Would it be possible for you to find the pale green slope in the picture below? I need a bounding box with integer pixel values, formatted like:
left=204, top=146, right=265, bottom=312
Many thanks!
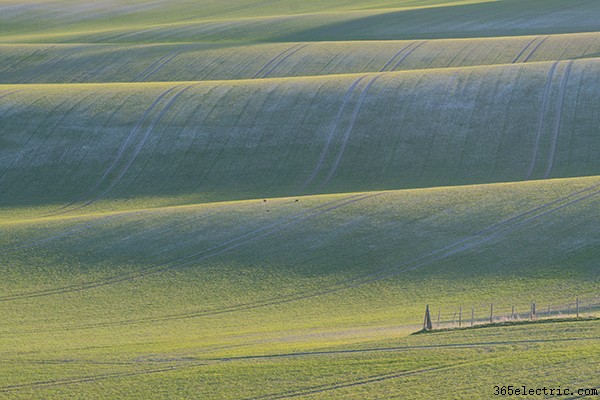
left=1, top=177, right=599, bottom=398
left=2, top=0, right=600, bottom=44
left=2, top=32, right=600, bottom=83
left=2, top=60, right=600, bottom=212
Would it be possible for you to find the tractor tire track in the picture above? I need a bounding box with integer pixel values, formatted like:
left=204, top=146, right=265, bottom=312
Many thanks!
left=544, top=60, right=574, bottom=179
left=252, top=43, right=304, bottom=79
left=246, top=365, right=456, bottom=400
left=87, top=83, right=201, bottom=205
left=56, top=85, right=183, bottom=213
left=318, top=75, right=381, bottom=189
left=300, top=75, right=367, bottom=191
left=512, top=36, right=539, bottom=63
left=379, top=42, right=417, bottom=72
left=521, top=35, right=549, bottom=63
left=525, top=61, right=559, bottom=180
left=0, top=194, right=375, bottom=302
left=134, top=46, right=192, bottom=82
left=0, top=363, right=206, bottom=393
left=390, top=41, right=426, bottom=71
left=133, top=50, right=181, bottom=82
left=261, top=44, right=308, bottom=78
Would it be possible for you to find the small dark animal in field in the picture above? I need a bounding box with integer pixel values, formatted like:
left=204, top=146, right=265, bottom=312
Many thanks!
left=263, top=199, right=267, bottom=202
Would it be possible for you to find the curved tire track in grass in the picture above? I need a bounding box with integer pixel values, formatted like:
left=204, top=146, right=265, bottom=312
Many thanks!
left=245, top=365, right=459, bottom=400
left=0, top=363, right=205, bottom=393
left=300, top=75, right=366, bottom=191
left=390, top=41, right=426, bottom=71
left=544, top=60, right=574, bottom=179
left=511, top=36, right=539, bottom=63
left=56, top=85, right=192, bottom=213
left=318, top=74, right=381, bottom=189
left=379, top=41, right=417, bottom=72
left=251, top=43, right=304, bottom=79
left=525, top=61, right=559, bottom=180
left=521, top=36, right=549, bottom=63
left=261, top=43, right=308, bottom=78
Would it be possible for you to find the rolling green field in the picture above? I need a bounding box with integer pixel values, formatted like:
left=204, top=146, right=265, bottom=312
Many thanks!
left=1, top=0, right=599, bottom=399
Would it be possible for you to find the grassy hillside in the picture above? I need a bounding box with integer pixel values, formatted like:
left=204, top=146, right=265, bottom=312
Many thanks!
left=1, top=178, right=599, bottom=398
left=2, top=60, right=600, bottom=212
left=3, top=32, right=600, bottom=83
left=1, top=0, right=599, bottom=398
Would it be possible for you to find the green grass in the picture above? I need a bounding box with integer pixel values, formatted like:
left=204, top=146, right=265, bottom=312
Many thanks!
left=2, top=60, right=600, bottom=212
left=3, top=32, right=600, bottom=83
left=1, top=0, right=599, bottom=398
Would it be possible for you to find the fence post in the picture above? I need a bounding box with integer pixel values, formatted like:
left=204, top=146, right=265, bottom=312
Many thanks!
left=437, top=310, right=440, bottom=328
left=548, top=305, right=551, bottom=317
left=490, top=303, right=494, bottom=324
left=471, top=307, right=475, bottom=327
left=511, top=306, right=515, bottom=320
left=576, top=297, right=579, bottom=318
left=532, top=302, right=536, bottom=320
left=459, top=307, right=462, bottom=328
left=423, top=304, right=433, bottom=331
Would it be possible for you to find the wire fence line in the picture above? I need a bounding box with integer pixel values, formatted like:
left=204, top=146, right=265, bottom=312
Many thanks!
left=423, top=296, right=600, bottom=331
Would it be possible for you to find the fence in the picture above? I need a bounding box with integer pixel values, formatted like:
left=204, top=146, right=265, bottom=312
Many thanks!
left=423, top=296, right=600, bottom=331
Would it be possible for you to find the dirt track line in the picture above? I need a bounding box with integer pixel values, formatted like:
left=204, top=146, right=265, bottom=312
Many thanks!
left=525, top=61, right=559, bottom=180
left=521, top=35, right=549, bottom=63
left=379, top=42, right=416, bottom=72
left=0, top=194, right=371, bottom=303
left=301, top=75, right=366, bottom=191
left=319, top=75, right=381, bottom=189
left=544, top=60, right=573, bottom=179
left=390, top=41, right=426, bottom=70
left=245, top=365, right=454, bottom=400
left=261, top=43, right=308, bottom=78
left=252, top=44, right=303, bottom=79
left=512, top=36, right=539, bottom=63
